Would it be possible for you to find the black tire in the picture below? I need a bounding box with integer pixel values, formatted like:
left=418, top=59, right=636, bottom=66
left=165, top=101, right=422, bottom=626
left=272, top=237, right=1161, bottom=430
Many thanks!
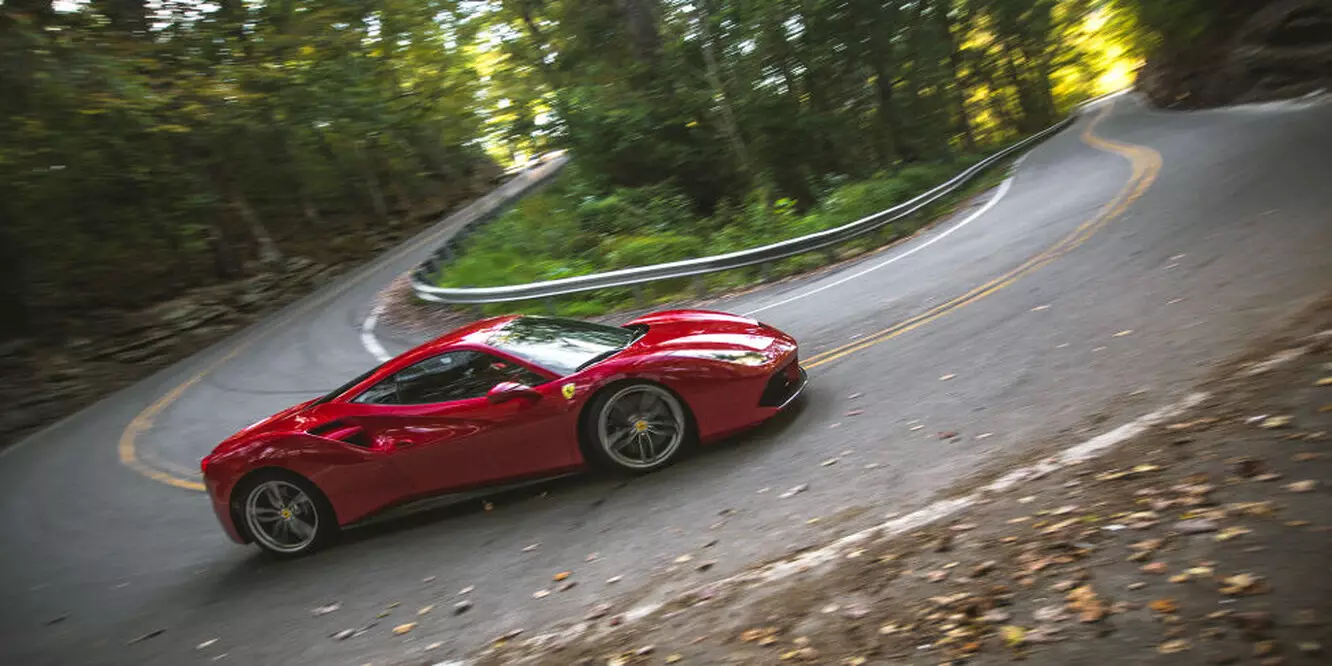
left=233, top=469, right=338, bottom=558
left=581, top=381, right=696, bottom=474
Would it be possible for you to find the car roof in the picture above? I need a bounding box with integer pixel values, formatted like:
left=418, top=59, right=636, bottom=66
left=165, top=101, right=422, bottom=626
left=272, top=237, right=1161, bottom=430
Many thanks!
left=399, top=315, right=519, bottom=364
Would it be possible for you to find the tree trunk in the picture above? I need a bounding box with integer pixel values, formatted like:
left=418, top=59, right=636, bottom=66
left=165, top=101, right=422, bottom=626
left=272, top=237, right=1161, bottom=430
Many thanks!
left=229, top=185, right=283, bottom=267
left=936, top=0, right=977, bottom=152
left=615, top=0, right=661, bottom=63
left=353, top=141, right=390, bottom=224
left=696, top=0, right=753, bottom=180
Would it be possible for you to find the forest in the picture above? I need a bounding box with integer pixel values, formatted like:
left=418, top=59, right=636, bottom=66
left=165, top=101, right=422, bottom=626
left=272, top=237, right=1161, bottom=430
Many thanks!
left=1, top=0, right=1235, bottom=337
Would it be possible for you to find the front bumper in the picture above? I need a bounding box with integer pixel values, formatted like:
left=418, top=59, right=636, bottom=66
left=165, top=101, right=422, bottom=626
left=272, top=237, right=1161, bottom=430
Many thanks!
left=759, top=358, right=808, bottom=409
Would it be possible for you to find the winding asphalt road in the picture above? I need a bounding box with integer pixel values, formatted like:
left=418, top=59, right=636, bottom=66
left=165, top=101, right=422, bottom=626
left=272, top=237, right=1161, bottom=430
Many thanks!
left=3, top=94, right=1331, bottom=666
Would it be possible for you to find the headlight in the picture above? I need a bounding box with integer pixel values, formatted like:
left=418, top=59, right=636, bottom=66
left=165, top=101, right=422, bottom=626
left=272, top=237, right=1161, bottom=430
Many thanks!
left=674, top=350, right=769, bottom=366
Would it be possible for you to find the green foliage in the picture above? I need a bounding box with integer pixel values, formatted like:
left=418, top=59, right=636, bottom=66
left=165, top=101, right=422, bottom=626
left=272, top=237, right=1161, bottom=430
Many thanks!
left=437, top=151, right=998, bottom=312
left=0, top=0, right=494, bottom=335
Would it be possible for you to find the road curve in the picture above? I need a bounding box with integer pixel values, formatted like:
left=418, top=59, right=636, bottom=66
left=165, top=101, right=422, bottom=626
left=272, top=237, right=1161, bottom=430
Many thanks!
left=2, top=95, right=1331, bottom=666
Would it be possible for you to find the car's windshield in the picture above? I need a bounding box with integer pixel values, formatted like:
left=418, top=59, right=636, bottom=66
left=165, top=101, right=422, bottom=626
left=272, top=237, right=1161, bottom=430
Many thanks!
left=311, top=361, right=389, bottom=405
left=488, top=316, right=640, bottom=376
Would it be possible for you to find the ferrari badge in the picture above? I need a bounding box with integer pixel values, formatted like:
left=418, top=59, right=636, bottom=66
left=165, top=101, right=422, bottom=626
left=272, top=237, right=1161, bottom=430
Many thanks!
left=561, top=383, right=576, bottom=400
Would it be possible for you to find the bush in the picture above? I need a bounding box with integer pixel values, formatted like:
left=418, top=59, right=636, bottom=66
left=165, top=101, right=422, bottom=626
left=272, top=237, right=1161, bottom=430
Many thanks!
left=437, top=153, right=995, bottom=308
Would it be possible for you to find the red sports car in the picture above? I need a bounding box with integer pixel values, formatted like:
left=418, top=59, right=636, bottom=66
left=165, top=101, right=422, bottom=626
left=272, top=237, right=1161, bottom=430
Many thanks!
left=202, top=310, right=805, bottom=556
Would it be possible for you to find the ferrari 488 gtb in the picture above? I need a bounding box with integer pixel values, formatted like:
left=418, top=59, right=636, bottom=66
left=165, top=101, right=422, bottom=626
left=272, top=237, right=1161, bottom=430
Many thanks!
left=202, top=310, right=805, bottom=556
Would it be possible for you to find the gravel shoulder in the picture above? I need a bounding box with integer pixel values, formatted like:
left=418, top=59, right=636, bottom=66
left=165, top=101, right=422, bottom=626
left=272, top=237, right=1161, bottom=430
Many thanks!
left=465, top=295, right=1332, bottom=666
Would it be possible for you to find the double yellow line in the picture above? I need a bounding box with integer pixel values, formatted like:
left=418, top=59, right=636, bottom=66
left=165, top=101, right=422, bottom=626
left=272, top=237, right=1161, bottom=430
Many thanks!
left=804, top=102, right=1161, bottom=370
left=121, top=102, right=1158, bottom=492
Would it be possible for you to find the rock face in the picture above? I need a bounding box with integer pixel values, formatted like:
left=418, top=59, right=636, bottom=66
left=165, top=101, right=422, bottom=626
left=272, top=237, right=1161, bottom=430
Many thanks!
left=1138, top=0, right=1332, bottom=108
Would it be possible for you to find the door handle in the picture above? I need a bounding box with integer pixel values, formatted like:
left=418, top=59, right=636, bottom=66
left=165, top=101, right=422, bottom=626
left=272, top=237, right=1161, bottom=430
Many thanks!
left=391, top=440, right=415, bottom=449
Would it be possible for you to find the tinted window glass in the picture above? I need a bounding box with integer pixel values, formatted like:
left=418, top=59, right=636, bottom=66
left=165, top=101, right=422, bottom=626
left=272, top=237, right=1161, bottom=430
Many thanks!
left=354, top=351, right=545, bottom=405
left=488, top=316, right=638, bottom=376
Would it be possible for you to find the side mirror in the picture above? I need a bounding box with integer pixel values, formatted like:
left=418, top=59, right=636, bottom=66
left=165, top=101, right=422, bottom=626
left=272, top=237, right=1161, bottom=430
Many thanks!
left=487, top=381, right=540, bottom=404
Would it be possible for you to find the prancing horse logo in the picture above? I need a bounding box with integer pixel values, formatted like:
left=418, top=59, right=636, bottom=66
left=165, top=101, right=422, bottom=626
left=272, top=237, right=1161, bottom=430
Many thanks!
left=561, top=383, right=576, bottom=400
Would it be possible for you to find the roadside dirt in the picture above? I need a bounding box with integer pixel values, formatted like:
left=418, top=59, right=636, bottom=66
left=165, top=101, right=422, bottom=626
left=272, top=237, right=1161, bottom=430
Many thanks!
left=462, top=298, right=1332, bottom=666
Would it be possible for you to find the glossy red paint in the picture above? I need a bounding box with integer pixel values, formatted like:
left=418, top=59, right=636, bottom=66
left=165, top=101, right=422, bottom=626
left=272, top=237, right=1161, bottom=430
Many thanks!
left=202, top=310, right=802, bottom=544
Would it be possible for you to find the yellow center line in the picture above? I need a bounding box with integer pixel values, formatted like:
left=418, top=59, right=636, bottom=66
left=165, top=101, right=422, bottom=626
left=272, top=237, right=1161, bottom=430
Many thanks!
left=804, top=102, right=1161, bottom=370
left=119, top=163, right=566, bottom=492
left=121, top=105, right=1158, bottom=492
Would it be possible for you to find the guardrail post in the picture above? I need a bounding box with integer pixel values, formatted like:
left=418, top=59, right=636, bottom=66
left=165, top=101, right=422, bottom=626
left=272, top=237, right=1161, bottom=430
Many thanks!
left=544, top=297, right=556, bottom=315
left=759, top=262, right=772, bottom=283
left=632, top=284, right=644, bottom=309
left=692, top=275, right=706, bottom=300
left=823, top=247, right=837, bottom=264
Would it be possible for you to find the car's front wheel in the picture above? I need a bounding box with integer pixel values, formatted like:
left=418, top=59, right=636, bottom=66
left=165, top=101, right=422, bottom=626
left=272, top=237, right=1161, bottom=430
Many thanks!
left=585, top=382, right=694, bottom=473
left=239, top=471, right=336, bottom=558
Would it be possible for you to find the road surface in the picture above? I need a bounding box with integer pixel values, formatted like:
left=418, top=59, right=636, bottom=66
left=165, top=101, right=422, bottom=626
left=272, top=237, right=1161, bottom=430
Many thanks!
left=2, top=94, right=1330, bottom=666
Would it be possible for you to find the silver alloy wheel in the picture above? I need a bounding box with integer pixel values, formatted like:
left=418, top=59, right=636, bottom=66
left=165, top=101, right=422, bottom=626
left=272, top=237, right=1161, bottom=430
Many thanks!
left=596, top=384, right=687, bottom=470
left=244, top=479, right=319, bottom=554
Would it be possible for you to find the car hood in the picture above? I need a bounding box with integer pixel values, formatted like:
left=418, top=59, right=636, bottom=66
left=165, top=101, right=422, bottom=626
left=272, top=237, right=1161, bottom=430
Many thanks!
left=622, top=309, right=795, bottom=358
left=212, top=398, right=321, bottom=454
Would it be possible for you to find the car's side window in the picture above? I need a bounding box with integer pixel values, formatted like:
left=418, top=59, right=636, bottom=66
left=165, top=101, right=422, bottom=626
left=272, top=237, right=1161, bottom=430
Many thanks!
left=354, top=351, right=546, bottom=406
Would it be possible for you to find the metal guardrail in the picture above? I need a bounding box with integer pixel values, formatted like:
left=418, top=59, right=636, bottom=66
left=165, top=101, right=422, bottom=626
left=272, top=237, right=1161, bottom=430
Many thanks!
left=412, top=97, right=1113, bottom=305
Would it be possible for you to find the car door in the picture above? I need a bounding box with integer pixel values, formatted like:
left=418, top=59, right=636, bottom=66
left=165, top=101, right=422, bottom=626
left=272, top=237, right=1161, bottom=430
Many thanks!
left=350, top=350, right=579, bottom=496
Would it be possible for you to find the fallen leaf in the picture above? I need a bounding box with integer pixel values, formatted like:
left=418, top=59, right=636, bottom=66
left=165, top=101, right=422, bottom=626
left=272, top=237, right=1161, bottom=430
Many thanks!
left=779, top=484, right=809, bottom=499
left=1000, top=625, right=1026, bottom=648
left=1158, top=639, right=1191, bottom=654
left=606, top=575, right=623, bottom=584
left=845, top=409, right=864, bottom=417
left=426, top=642, right=442, bottom=651
left=493, top=628, right=524, bottom=644
left=417, top=605, right=434, bottom=616
left=820, top=458, right=839, bottom=467
left=1299, top=641, right=1323, bottom=653
left=559, top=581, right=577, bottom=591
left=847, top=392, right=863, bottom=399
left=1220, top=573, right=1261, bottom=595
left=483, top=501, right=494, bottom=511
left=311, top=603, right=341, bottom=616
left=1141, top=562, right=1169, bottom=574
left=937, top=431, right=960, bottom=440
left=457, top=586, right=474, bottom=596
left=1315, top=377, right=1332, bottom=386
left=392, top=623, right=416, bottom=636
left=532, top=589, right=550, bottom=599
left=196, top=639, right=218, bottom=650
left=674, top=554, right=693, bottom=564
left=1127, top=582, right=1147, bottom=590
left=976, top=432, right=993, bottom=439
left=926, top=570, right=949, bottom=583
left=909, top=424, right=924, bottom=431
left=553, top=571, right=572, bottom=582
left=1259, top=416, right=1293, bottom=429
left=939, top=374, right=956, bottom=381
left=1149, top=599, right=1179, bottom=614
left=695, top=560, right=716, bottom=572
left=1113, top=330, right=1134, bottom=337
left=1175, top=518, right=1219, bottom=534
left=1215, top=526, right=1252, bottom=541
left=585, top=603, right=612, bottom=620
left=1285, top=480, right=1317, bottom=493
left=665, top=655, right=683, bottom=664
left=1031, top=304, right=1051, bottom=311
left=453, top=600, right=472, bottom=615
left=522, top=543, right=540, bottom=552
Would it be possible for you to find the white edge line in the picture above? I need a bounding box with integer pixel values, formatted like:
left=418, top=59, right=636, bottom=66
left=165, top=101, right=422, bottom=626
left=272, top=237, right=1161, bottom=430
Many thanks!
left=742, top=170, right=1017, bottom=317
left=497, top=390, right=1213, bottom=662
left=361, top=301, right=392, bottom=362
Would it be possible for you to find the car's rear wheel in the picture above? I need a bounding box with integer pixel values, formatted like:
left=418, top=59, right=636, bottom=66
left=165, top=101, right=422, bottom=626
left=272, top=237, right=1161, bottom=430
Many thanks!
left=585, top=382, right=693, bottom=473
left=239, top=471, right=336, bottom=558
